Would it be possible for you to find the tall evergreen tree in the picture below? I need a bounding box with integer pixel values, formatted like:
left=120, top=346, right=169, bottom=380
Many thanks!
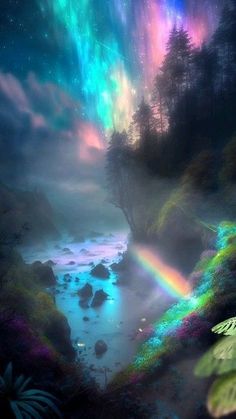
left=152, top=71, right=168, bottom=135
left=213, top=1, right=236, bottom=91
left=132, top=97, right=154, bottom=140
left=158, top=26, right=194, bottom=118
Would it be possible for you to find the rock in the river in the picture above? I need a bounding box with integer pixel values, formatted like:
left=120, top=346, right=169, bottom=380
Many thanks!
left=62, top=247, right=73, bottom=255
left=110, top=262, right=120, bottom=272
left=91, top=289, right=108, bottom=307
left=91, top=263, right=110, bottom=279
left=78, top=283, right=93, bottom=299
left=110, top=257, right=128, bottom=272
left=45, top=314, right=76, bottom=361
left=63, top=273, right=72, bottom=282
left=95, top=340, right=108, bottom=356
left=83, top=316, right=90, bottom=322
left=75, top=277, right=80, bottom=282
left=80, top=248, right=90, bottom=255
left=31, top=261, right=56, bottom=286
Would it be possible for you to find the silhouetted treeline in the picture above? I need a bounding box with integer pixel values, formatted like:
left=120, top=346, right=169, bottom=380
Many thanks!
left=107, top=0, right=236, bottom=238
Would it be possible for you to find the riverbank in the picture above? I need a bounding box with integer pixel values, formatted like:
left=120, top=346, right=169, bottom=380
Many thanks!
left=22, top=232, right=174, bottom=387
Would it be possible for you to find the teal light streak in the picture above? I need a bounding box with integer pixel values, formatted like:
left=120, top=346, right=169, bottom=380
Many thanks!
left=40, top=0, right=132, bottom=130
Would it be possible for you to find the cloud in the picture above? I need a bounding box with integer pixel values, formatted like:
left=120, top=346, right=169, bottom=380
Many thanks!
left=0, top=71, right=125, bottom=233
left=0, top=71, right=104, bottom=177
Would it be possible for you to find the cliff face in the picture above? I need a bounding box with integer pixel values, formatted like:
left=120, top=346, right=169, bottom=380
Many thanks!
left=0, top=247, right=75, bottom=384
left=0, top=182, right=59, bottom=245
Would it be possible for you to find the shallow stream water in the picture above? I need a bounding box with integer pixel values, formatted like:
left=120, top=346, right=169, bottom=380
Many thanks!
left=22, top=232, right=168, bottom=388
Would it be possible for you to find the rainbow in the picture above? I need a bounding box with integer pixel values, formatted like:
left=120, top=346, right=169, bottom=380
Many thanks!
left=114, top=225, right=231, bottom=384
left=132, top=245, right=191, bottom=298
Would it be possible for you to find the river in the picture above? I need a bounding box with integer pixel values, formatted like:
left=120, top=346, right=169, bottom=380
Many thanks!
left=22, top=232, right=169, bottom=388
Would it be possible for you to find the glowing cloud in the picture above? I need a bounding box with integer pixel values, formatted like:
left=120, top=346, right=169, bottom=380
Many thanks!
left=78, top=122, right=103, bottom=162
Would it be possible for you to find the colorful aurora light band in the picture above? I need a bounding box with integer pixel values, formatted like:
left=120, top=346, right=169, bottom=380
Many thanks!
left=39, top=0, right=220, bottom=134
left=132, top=246, right=191, bottom=298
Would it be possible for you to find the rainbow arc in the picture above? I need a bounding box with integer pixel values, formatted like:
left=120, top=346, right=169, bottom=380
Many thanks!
left=132, top=245, right=191, bottom=298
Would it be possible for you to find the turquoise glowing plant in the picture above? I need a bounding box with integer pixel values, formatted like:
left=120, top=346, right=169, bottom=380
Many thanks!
left=195, top=317, right=236, bottom=418
left=113, top=222, right=236, bottom=388
left=0, top=363, right=62, bottom=419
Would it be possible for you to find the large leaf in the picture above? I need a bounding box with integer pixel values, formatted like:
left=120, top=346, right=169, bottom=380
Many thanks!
left=21, top=396, right=62, bottom=418
left=14, top=375, right=25, bottom=392
left=212, top=317, right=236, bottom=336
left=17, top=377, right=31, bottom=394
left=18, top=402, right=42, bottom=419
left=0, top=375, right=6, bottom=391
left=3, top=363, right=13, bottom=389
left=195, top=337, right=236, bottom=377
left=23, top=401, right=47, bottom=414
left=10, top=400, right=24, bottom=419
left=207, top=373, right=236, bottom=417
left=21, top=389, right=57, bottom=399
left=213, top=336, right=236, bottom=360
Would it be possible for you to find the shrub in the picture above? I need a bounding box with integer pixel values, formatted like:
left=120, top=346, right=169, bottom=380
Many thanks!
left=0, top=362, right=61, bottom=418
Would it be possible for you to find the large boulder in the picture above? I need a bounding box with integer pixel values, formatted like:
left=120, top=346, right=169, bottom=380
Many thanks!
left=110, top=262, right=124, bottom=272
left=45, top=314, right=76, bottom=361
left=63, top=273, right=72, bottom=282
left=31, top=261, right=56, bottom=286
left=78, top=283, right=93, bottom=299
left=90, top=263, right=110, bottom=279
left=95, top=340, right=108, bottom=356
left=91, top=289, right=108, bottom=307
left=80, top=248, right=90, bottom=255
left=62, top=248, right=73, bottom=255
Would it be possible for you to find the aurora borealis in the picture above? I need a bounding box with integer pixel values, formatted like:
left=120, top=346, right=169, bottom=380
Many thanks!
left=37, top=0, right=221, bottom=135
left=0, top=0, right=225, bottom=231
left=2, top=3, right=236, bottom=412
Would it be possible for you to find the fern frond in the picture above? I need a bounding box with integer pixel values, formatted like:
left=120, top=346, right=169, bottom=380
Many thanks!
left=207, top=372, right=236, bottom=417
left=195, top=337, right=236, bottom=377
left=213, top=336, right=236, bottom=360
left=18, top=402, right=43, bottom=419
left=212, top=317, right=236, bottom=336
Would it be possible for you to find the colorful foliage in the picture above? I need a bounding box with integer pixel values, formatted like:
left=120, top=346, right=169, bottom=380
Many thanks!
left=114, top=222, right=236, bottom=387
left=0, top=363, right=61, bottom=418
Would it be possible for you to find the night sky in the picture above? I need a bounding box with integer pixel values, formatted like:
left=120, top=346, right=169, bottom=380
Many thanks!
left=0, top=0, right=224, bottom=233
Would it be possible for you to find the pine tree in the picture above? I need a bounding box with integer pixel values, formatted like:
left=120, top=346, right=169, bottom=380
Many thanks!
left=152, top=71, right=168, bottom=134
left=155, top=26, right=194, bottom=121
left=132, top=97, right=153, bottom=141
left=213, top=2, right=236, bottom=90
